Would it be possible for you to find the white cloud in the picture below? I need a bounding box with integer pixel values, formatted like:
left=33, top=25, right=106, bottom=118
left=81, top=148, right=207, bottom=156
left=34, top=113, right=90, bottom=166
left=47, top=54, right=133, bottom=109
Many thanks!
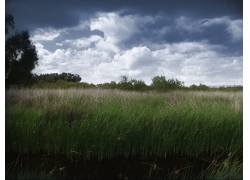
left=175, top=16, right=200, bottom=32
left=175, top=16, right=243, bottom=42
left=64, top=35, right=102, bottom=49
left=90, top=12, right=153, bottom=42
left=32, top=28, right=61, bottom=41
left=226, top=19, right=243, bottom=42
left=88, top=12, right=154, bottom=53
left=56, top=43, right=63, bottom=46
left=201, top=17, right=243, bottom=42
left=41, top=12, right=155, bottom=53
left=33, top=40, right=242, bottom=86
left=32, top=13, right=242, bottom=86
left=35, top=43, right=51, bottom=56
left=94, top=46, right=157, bottom=74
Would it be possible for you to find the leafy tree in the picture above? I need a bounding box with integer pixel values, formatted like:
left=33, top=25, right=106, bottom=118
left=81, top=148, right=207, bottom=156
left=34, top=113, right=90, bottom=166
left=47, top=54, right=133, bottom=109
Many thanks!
left=33, top=73, right=82, bottom=84
left=151, top=76, right=184, bottom=91
left=118, top=75, right=133, bottom=90
left=109, top=81, right=117, bottom=89
left=119, top=75, right=129, bottom=84
left=130, top=79, right=148, bottom=91
left=5, top=14, right=15, bottom=35
left=34, top=72, right=82, bottom=84
left=197, top=84, right=210, bottom=91
left=189, top=84, right=198, bottom=90
left=165, top=78, right=184, bottom=90
left=218, top=85, right=243, bottom=92
left=6, top=30, right=39, bottom=88
left=151, top=76, right=167, bottom=91
left=117, top=75, right=149, bottom=91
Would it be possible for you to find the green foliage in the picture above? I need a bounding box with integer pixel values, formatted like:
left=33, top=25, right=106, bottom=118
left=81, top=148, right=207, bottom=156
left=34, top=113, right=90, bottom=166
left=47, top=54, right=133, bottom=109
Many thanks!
left=189, top=84, right=198, bottom=90
left=130, top=79, right=148, bottom=91
left=109, top=81, right=117, bottom=89
left=151, top=76, right=167, bottom=91
left=197, top=83, right=210, bottom=91
left=116, top=75, right=150, bottom=91
left=117, top=75, right=133, bottom=90
left=151, top=76, right=184, bottom=91
left=5, top=15, right=39, bottom=89
left=218, top=85, right=243, bottom=92
left=96, top=75, right=149, bottom=91
left=189, top=83, right=210, bottom=91
left=33, top=72, right=82, bottom=83
left=28, top=74, right=243, bottom=92
left=200, top=154, right=243, bottom=180
left=6, top=89, right=242, bottom=159
left=6, top=89, right=243, bottom=179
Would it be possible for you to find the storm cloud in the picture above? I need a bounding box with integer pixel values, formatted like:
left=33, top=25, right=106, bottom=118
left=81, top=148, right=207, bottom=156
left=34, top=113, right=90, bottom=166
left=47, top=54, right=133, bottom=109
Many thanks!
left=5, top=0, right=243, bottom=86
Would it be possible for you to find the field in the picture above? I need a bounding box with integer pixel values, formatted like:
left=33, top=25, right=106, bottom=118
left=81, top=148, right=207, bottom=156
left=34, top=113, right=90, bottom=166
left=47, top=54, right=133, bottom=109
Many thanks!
left=5, top=89, right=243, bottom=179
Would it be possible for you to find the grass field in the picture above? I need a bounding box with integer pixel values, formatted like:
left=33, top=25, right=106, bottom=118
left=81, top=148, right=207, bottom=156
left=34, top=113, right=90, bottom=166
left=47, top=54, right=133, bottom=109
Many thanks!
left=5, top=89, right=243, bottom=179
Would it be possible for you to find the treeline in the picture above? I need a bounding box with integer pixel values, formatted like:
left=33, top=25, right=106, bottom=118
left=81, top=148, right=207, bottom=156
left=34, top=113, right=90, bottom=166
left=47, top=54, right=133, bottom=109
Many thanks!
left=33, top=72, right=81, bottom=83
left=27, top=74, right=243, bottom=92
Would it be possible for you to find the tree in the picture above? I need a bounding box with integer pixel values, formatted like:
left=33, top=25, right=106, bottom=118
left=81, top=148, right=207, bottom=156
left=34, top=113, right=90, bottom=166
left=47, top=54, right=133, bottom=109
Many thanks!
left=58, top=72, right=81, bottom=82
left=151, top=76, right=167, bottom=91
left=165, top=78, right=184, bottom=90
left=189, top=84, right=198, bottom=90
left=5, top=16, right=39, bottom=88
left=118, top=75, right=133, bottom=90
left=109, top=81, right=117, bottom=89
left=33, top=73, right=82, bottom=84
left=197, top=84, right=210, bottom=91
left=5, top=14, right=15, bottom=35
left=151, top=76, right=184, bottom=91
left=119, top=75, right=129, bottom=84
left=130, top=79, right=148, bottom=91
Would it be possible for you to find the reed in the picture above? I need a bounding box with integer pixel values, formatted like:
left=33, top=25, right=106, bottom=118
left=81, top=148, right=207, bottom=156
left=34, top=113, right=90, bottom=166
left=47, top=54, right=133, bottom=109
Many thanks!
left=6, top=89, right=243, bottom=160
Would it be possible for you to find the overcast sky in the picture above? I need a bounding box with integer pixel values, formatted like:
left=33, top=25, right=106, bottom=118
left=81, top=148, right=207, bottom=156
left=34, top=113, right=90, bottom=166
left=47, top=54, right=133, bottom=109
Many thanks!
left=5, top=0, right=243, bottom=86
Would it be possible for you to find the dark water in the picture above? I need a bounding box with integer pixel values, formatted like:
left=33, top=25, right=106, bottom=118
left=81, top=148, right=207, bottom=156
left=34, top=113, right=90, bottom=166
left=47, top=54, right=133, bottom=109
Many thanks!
left=6, top=152, right=212, bottom=179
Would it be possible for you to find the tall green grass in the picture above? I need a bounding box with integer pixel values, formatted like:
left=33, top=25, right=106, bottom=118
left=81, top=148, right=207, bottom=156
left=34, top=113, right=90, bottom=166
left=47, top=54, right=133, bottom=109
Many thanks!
left=6, top=154, right=63, bottom=180
left=6, top=89, right=242, bottom=160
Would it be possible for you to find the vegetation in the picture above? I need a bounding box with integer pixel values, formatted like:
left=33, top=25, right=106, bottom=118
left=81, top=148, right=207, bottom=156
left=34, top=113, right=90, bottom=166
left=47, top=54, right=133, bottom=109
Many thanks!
left=151, top=76, right=184, bottom=91
left=5, top=13, right=243, bottom=179
left=5, top=14, right=15, bottom=35
left=33, top=72, right=82, bottom=83
left=6, top=89, right=243, bottom=179
left=5, top=14, right=39, bottom=89
left=7, top=73, right=243, bottom=92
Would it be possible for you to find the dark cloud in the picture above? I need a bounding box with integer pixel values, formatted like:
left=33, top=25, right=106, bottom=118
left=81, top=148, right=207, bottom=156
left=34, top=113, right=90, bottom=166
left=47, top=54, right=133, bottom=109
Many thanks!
left=200, top=19, right=210, bottom=24
left=63, top=29, right=104, bottom=40
left=5, top=0, right=243, bottom=86
left=119, top=16, right=242, bottom=57
left=6, top=0, right=242, bottom=31
left=6, top=0, right=243, bottom=55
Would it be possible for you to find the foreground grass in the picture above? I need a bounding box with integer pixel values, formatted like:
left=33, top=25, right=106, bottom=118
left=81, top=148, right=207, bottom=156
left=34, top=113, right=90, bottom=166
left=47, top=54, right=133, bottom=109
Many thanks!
left=6, top=89, right=242, bottom=159
left=6, top=89, right=243, bottom=178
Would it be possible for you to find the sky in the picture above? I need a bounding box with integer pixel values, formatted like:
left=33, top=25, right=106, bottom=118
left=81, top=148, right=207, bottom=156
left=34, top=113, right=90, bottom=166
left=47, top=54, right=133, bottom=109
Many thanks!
left=2, top=1, right=249, bottom=178
left=5, top=0, right=243, bottom=86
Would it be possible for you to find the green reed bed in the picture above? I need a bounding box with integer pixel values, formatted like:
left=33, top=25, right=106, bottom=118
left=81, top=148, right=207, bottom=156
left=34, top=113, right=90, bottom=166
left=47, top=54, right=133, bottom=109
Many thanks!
left=6, top=89, right=242, bottom=160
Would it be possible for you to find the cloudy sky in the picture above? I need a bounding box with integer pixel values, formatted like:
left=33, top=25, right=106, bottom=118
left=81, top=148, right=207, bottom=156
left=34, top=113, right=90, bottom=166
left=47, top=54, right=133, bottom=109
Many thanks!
left=5, top=0, right=243, bottom=86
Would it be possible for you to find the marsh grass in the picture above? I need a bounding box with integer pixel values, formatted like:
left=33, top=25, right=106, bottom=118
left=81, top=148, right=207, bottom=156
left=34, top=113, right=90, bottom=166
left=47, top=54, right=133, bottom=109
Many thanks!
left=6, top=89, right=242, bottom=161
left=6, top=154, right=60, bottom=180
left=199, top=152, right=243, bottom=180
